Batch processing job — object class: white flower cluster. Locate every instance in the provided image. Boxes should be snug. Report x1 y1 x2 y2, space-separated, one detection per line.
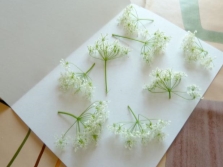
55 101 109 151
186 84 201 99
54 134 69 149
141 30 171 64
88 34 130 94
118 5 153 35
144 68 201 99
74 101 109 151
108 106 170 150
182 31 214 70
59 59 95 99
88 34 130 60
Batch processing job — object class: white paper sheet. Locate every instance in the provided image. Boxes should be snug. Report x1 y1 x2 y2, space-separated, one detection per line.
0 0 129 105
12 4 223 167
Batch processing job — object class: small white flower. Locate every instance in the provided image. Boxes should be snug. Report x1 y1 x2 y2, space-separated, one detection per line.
73 133 88 152
187 84 200 92
54 134 69 149
57 101 109 151
113 30 170 64
182 31 214 70
145 68 200 100
88 34 129 94
108 123 125 135
59 60 95 99
152 130 166 141
118 5 153 36
60 59 70 69
108 106 170 149
124 132 136 150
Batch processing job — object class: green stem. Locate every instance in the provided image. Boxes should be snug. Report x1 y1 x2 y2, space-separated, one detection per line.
127 106 138 121
70 63 84 73
7 128 31 167
105 60 108 94
137 18 154 22
172 92 193 100
130 122 137 132
58 111 78 119
63 121 77 137
85 63 95 74
79 101 98 117
168 90 171 99
77 121 81 133
112 34 145 44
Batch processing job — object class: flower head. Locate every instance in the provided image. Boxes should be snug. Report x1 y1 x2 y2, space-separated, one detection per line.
182 31 214 70
108 106 170 149
56 101 109 151
54 134 69 150
88 34 130 94
59 60 95 99
118 5 153 36
73 133 89 152
144 68 201 100
187 84 201 99
112 31 170 64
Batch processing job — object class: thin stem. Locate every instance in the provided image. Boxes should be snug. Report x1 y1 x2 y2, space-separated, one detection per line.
139 114 158 122
79 102 97 117
168 90 171 99
105 60 108 94
112 34 145 44
70 63 84 73
172 92 193 100
58 111 78 119
85 63 95 74
137 18 154 22
7 129 31 167
148 91 167 93
63 121 77 137
127 106 138 121
77 121 81 133
79 108 92 118
130 122 137 132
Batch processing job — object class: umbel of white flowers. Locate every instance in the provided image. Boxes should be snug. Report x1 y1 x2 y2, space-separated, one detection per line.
112 31 170 64
55 101 109 151
59 59 95 99
108 106 170 150
182 30 214 70
88 34 130 94
118 4 153 35
144 68 201 99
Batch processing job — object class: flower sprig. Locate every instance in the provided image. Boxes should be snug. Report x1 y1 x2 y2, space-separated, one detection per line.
108 106 170 150
59 59 95 99
182 31 214 70
88 34 130 94
112 31 170 64
118 4 153 35
55 101 109 151
143 68 201 99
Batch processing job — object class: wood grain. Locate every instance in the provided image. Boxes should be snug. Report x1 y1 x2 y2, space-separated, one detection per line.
165 100 223 167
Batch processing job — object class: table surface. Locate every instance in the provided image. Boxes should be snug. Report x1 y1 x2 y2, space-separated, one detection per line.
1 0 223 166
